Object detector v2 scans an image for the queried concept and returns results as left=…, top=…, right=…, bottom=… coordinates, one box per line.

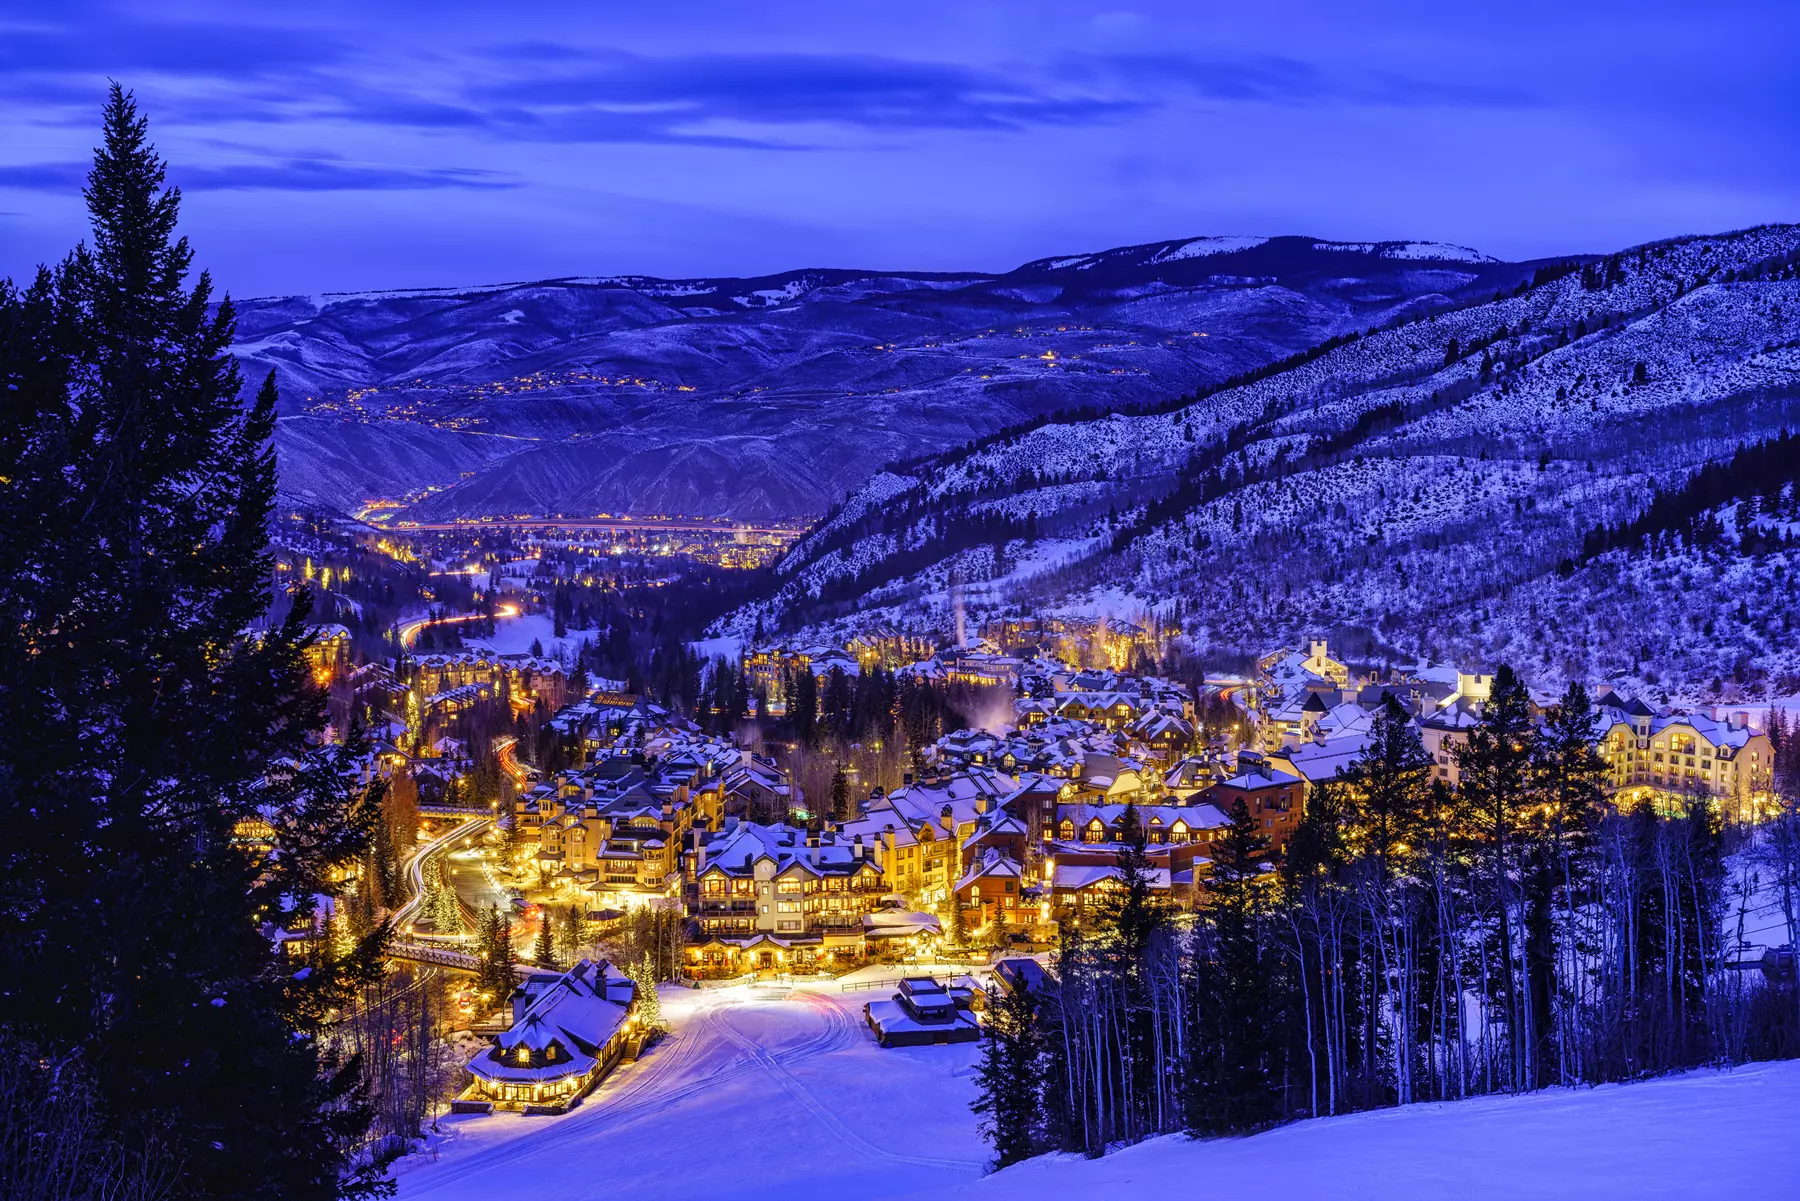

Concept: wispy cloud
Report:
left=469, top=51, right=1146, bottom=138
left=0, top=18, right=350, bottom=79
left=1065, top=51, right=1536, bottom=110
left=0, top=158, right=515, bottom=192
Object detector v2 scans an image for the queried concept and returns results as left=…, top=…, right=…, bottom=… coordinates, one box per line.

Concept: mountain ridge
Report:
left=243, top=234, right=1547, bottom=520
left=721, top=223, right=1800, bottom=703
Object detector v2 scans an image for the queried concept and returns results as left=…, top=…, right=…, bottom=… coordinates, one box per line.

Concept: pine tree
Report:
left=629, top=955, right=665, bottom=1030
left=532, top=911, right=558, bottom=969
left=1526, top=682, right=1608, bottom=1084
left=556, top=903, right=586, bottom=966
left=1187, top=798, right=1276, bottom=1134
left=476, top=904, right=514, bottom=1010
left=945, top=890, right=971, bottom=947
left=1456, top=664, right=1538, bottom=1089
left=972, top=979, right=1045, bottom=1168
left=425, top=855, right=463, bottom=937
left=0, top=88, right=389, bottom=1197
left=830, top=766, right=851, bottom=822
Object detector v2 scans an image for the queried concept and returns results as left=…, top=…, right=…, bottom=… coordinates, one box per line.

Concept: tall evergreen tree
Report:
left=972, top=978, right=1046, bottom=1168
left=1526, top=682, right=1608, bottom=1084
left=532, top=912, right=558, bottom=970
left=475, top=904, right=514, bottom=1011
left=1187, top=798, right=1276, bottom=1134
left=1455, top=664, right=1538, bottom=1089
left=830, top=766, right=852, bottom=822
left=0, top=88, right=387, bottom=1198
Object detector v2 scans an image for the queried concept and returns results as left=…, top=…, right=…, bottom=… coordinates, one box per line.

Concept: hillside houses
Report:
left=489, top=634, right=1783, bottom=986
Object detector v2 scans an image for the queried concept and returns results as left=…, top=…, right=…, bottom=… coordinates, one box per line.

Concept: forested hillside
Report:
left=730, top=225, right=1800, bottom=702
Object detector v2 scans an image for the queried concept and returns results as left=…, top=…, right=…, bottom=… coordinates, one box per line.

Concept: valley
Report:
left=244, top=237, right=1537, bottom=522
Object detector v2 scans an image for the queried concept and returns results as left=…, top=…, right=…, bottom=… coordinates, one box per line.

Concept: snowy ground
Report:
left=399, top=978, right=1800, bottom=1201
left=917, top=1060, right=1800, bottom=1201
left=396, top=985, right=985, bottom=1201
left=462, top=612, right=590, bottom=661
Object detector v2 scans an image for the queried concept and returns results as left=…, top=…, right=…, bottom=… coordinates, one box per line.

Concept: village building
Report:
left=1594, top=697, right=1773, bottom=817
left=682, top=821, right=888, bottom=977
left=1202, top=753, right=1307, bottom=853
left=460, top=959, right=640, bottom=1114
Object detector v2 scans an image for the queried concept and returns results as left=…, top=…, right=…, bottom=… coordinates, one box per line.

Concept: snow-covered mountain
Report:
left=240, top=237, right=1537, bottom=519
left=728, top=225, right=1800, bottom=703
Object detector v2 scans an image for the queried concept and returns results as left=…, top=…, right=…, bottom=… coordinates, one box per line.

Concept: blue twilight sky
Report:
left=1, top=1, right=1796, bottom=296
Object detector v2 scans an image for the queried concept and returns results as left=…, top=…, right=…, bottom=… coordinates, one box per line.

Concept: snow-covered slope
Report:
left=246, top=236, right=1536, bottom=520
left=921, top=1061, right=1800, bottom=1201
left=738, top=225, right=1800, bottom=702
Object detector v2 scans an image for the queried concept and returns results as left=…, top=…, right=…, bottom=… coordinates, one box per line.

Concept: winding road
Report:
left=398, top=604, right=520, bottom=649
left=390, top=815, right=492, bottom=936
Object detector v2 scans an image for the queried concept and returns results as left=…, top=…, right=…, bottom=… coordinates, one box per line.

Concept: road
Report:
left=495, top=735, right=532, bottom=789
left=393, top=986, right=985, bottom=1201
left=379, top=516, right=806, bottom=537
left=391, top=815, right=492, bottom=935
left=398, top=603, right=520, bottom=648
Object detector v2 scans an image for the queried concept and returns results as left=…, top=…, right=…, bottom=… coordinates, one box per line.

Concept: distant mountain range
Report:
left=240, top=236, right=1543, bottom=521
left=721, top=225, right=1800, bottom=704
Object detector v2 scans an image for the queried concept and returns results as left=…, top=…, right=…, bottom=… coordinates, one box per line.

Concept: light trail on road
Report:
left=397, top=603, right=520, bottom=648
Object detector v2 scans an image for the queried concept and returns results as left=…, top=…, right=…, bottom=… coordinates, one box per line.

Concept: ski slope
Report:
left=923, top=1059, right=1800, bottom=1201
left=399, top=977, right=1800, bottom=1201
left=395, top=985, right=986, bottom=1201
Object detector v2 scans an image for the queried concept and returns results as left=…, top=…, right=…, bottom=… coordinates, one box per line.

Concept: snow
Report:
left=918, top=1061, right=1800, bottom=1201
left=1310, top=240, right=1495, bottom=263
left=462, top=612, right=588, bottom=660
left=1151, top=236, right=1268, bottom=262
left=396, top=986, right=985, bottom=1201
left=691, top=633, right=745, bottom=664
left=396, top=980, right=1800, bottom=1201
left=1386, top=241, right=1496, bottom=263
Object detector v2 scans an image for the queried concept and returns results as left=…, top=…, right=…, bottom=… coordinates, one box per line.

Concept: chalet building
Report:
left=1045, top=801, right=1232, bottom=852
left=722, top=754, right=792, bottom=820
left=742, top=643, right=861, bottom=710
left=1255, top=640, right=1354, bottom=752
left=303, top=622, right=352, bottom=684
left=1594, top=699, right=1773, bottom=817
left=515, top=751, right=718, bottom=902
left=1048, top=861, right=1175, bottom=920
left=953, top=847, right=1026, bottom=927
left=1068, top=752, right=1154, bottom=805
left=410, top=648, right=568, bottom=712
left=1202, top=753, right=1306, bottom=853
left=847, top=626, right=937, bottom=669
left=460, top=959, right=639, bottom=1114
left=1130, top=711, right=1197, bottom=765
left=682, top=821, right=887, bottom=977
left=1418, top=699, right=1482, bottom=787
left=961, top=810, right=1030, bottom=866
left=839, top=769, right=1015, bottom=906
left=1162, top=755, right=1223, bottom=800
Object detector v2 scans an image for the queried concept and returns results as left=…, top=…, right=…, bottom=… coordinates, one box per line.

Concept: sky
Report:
left=1, top=1, right=1796, bottom=296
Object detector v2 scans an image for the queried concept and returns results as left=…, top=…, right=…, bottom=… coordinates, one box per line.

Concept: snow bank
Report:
left=918, top=1061, right=1800, bottom=1201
